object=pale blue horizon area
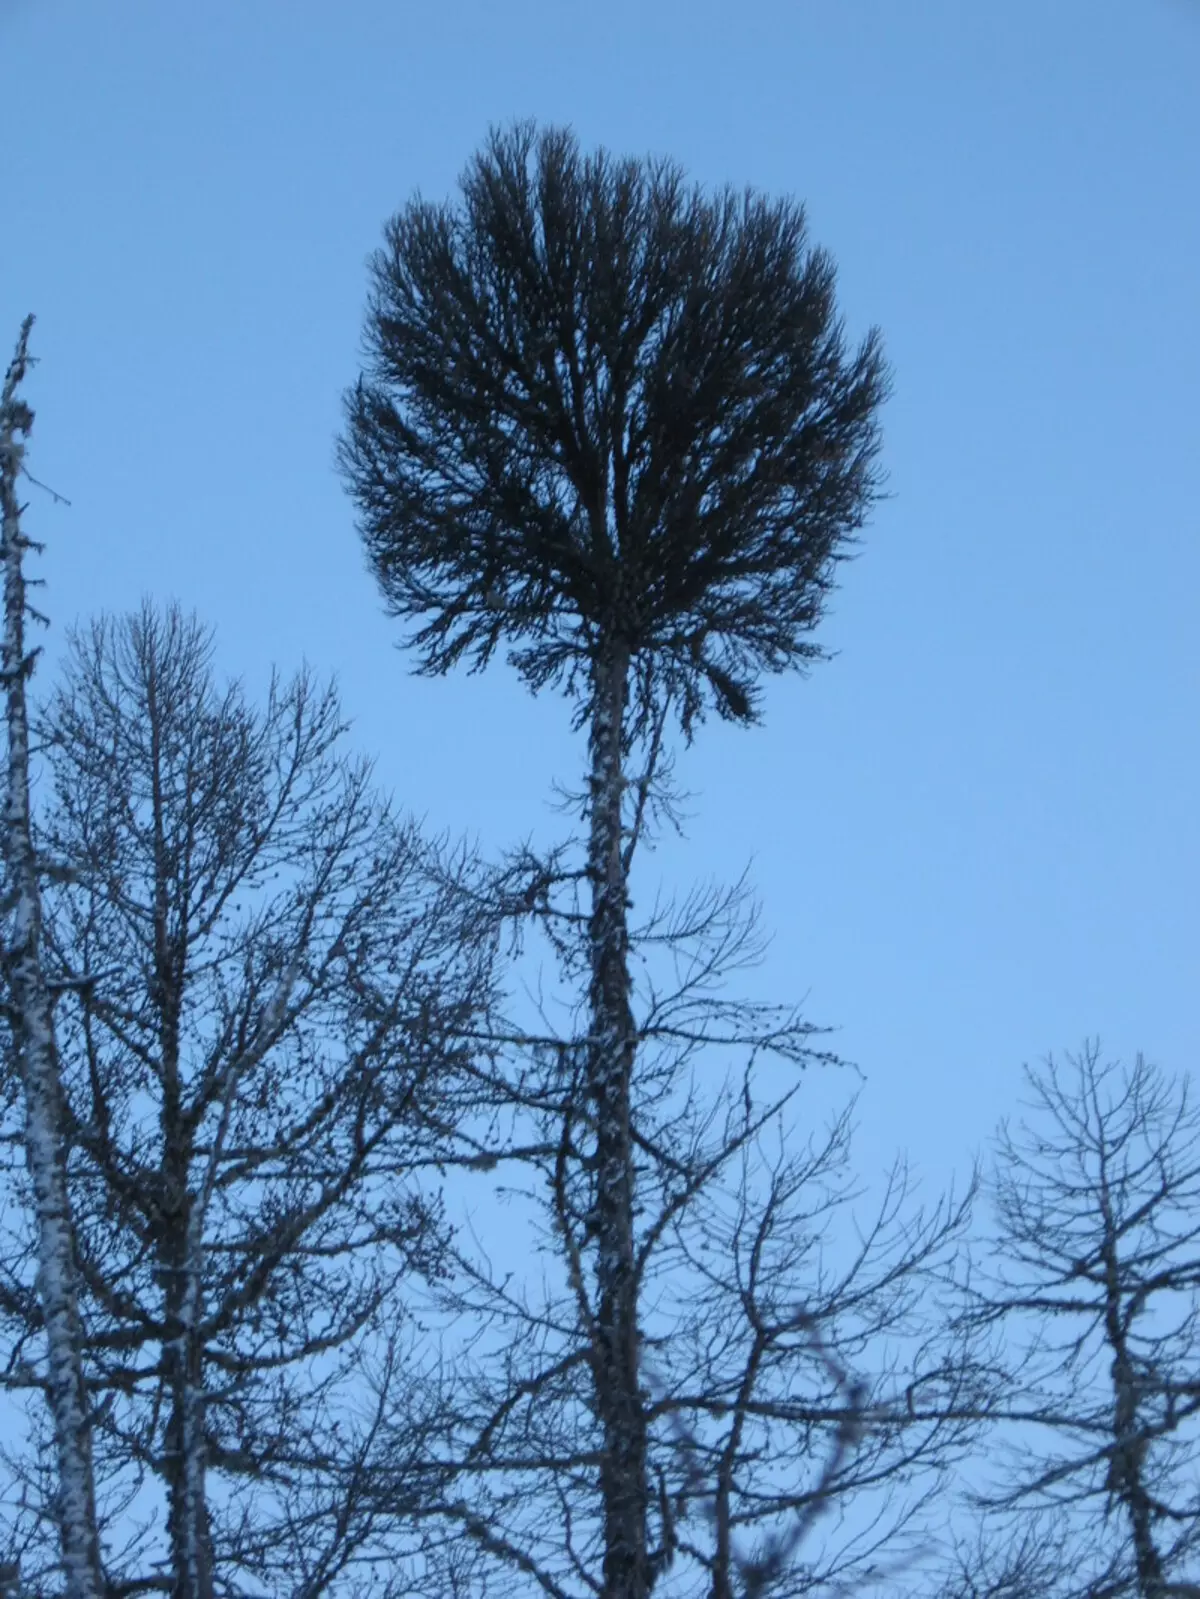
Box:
[4,0,1198,1194]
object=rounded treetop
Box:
[340,121,889,731]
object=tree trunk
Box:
[1,319,106,1599]
[586,635,650,1599]
[158,1140,212,1599]
[163,1206,214,1599]
[144,656,214,1599]
[1100,1196,1164,1599]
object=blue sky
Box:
[4,0,1198,1192]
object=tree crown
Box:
[340,120,889,732]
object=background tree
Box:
[941,1044,1200,1599]
[339,122,982,1599]
[0,603,496,1597]
[0,317,106,1599]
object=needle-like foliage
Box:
[340,120,888,734]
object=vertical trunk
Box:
[586,636,650,1599]
[162,1202,214,1599]
[158,1134,212,1599]
[144,669,213,1599]
[1,320,106,1599]
[1108,1340,1163,1598]
[1100,1208,1163,1598]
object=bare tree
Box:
[0,603,496,1596]
[338,122,981,1599]
[353,814,983,1599]
[0,317,106,1599]
[944,1044,1200,1599]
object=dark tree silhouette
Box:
[340,121,886,734]
[939,1045,1200,1599]
[340,122,893,1599]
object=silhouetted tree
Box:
[338,123,978,1599]
[941,1045,1200,1599]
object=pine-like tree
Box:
[340,123,895,1599]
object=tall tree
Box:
[0,318,106,1599]
[0,604,496,1597]
[941,1044,1200,1599]
[337,123,969,1599]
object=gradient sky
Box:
[4,0,1198,1196]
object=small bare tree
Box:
[944,1044,1200,1599]
[355,821,982,1599]
[0,603,496,1597]
[0,318,106,1599]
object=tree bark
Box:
[163,1204,214,1599]
[586,635,650,1599]
[1,319,106,1599]
[1100,1206,1164,1599]
[143,644,214,1599]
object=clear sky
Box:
[4,0,1198,1193]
